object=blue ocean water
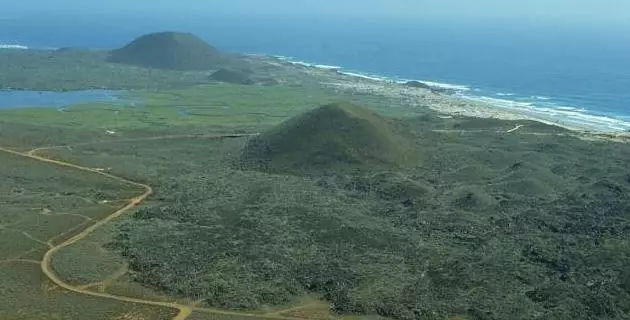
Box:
[1,14,629,129]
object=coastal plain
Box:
[1,32,630,320]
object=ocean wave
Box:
[272,55,291,60]
[555,106,582,111]
[272,54,471,91]
[267,53,628,131]
[412,80,470,91]
[313,64,342,70]
[273,56,342,71]
[461,95,534,108]
[393,78,470,92]
[460,94,630,132]
[338,71,387,82]
[0,44,28,50]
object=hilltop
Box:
[106,32,221,70]
[240,102,418,175]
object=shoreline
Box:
[266,55,630,134]
[2,46,628,136]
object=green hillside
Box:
[209,68,255,85]
[29,111,630,320]
[241,102,419,175]
[107,32,221,70]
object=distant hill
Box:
[106,32,221,70]
[404,80,432,90]
[404,80,454,94]
[241,102,418,175]
[209,68,254,85]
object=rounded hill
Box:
[106,32,221,70]
[209,68,254,85]
[240,102,419,175]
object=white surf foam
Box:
[0,44,28,50]
[460,94,630,132]
[298,62,342,71]
[313,64,342,70]
[272,54,472,92]
[339,71,387,82]
[394,78,471,92]
[272,55,292,60]
[267,53,628,132]
[273,56,341,71]
[555,106,582,111]
[462,95,534,108]
[412,80,470,91]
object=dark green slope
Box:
[209,68,254,85]
[241,102,419,175]
[98,115,630,320]
[107,32,221,70]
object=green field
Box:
[1,262,177,320]
[0,84,361,148]
[0,150,177,319]
[0,48,208,91]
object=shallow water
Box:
[0,89,122,109]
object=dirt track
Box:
[0,136,304,320]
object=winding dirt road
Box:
[0,136,300,320]
[1,145,194,319]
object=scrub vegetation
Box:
[0,150,176,320]
[41,104,630,320]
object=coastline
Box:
[267,55,630,134]
[2,44,628,136]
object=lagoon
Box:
[0,89,122,109]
